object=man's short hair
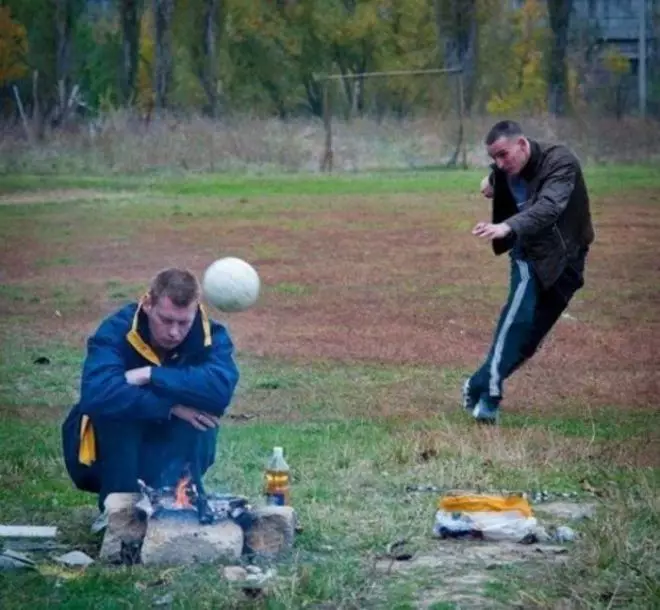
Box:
[485,120,525,146]
[149,268,200,307]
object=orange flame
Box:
[173,475,193,508]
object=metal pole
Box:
[458,72,467,169]
[639,0,647,118]
[321,82,333,172]
[319,67,462,81]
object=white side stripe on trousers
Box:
[489,259,530,397]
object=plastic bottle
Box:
[264,447,290,506]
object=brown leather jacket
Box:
[489,139,595,289]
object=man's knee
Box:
[151,419,218,482]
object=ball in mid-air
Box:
[202,257,260,312]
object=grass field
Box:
[0,168,658,609]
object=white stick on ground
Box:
[0,525,58,539]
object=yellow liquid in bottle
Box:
[265,469,290,506]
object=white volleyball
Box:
[202,257,260,312]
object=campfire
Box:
[100,463,295,567]
[174,475,193,509]
[137,466,251,528]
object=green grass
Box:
[1,411,657,608]
[1,333,658,607]
[2,165,660,199]
[505,409,660,442]
[0,166,658,609]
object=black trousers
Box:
[468,248,588,406]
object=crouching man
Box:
[62,268,239,561]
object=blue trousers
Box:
[469,251,587,407]
[63,412,218,510]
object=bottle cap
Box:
[273,447,284,458]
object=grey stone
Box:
[223,565,248,581]
[99,493,146,563]
[245,568,277,588]
[54,550,95,567]
[244,506,296,558]
[554,526,577,543]
[141,514,243,566]
[223,565,277,593]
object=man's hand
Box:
[472,222,512,241]
[171,405,221,431]
[125,366,152,386]
[480,175,494,199]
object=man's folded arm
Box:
[150,326,239,417]
[80,334,175,421]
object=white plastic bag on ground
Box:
[434,509,538,542]
[433,494,538,542]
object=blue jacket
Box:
[62,301,239,485]
[78,301,239,421]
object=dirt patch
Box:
[0,189,124,205]
[1,190,658,418]
[375,539,570,609]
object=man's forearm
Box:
[150,362,239,416]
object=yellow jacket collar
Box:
[126,297,212,366]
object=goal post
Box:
[316,67,466,173]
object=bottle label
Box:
[266,492,286,506]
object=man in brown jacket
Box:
[464,120,595,423]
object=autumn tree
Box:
[486,0,548,115]
[0,6,28,86]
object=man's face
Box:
[143,295,197,351]
[487,136,529,175]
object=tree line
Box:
[0,0,654,129]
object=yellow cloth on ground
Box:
[78,415,97,466]
[438,494,533,517]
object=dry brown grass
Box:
[1,113,659,174]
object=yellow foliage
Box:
[486,0,548,115]
[0,6,28,85]
[136,8,155,111]
[603,48,630,76]
[567,65,584,110]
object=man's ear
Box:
[142,293,153,313]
